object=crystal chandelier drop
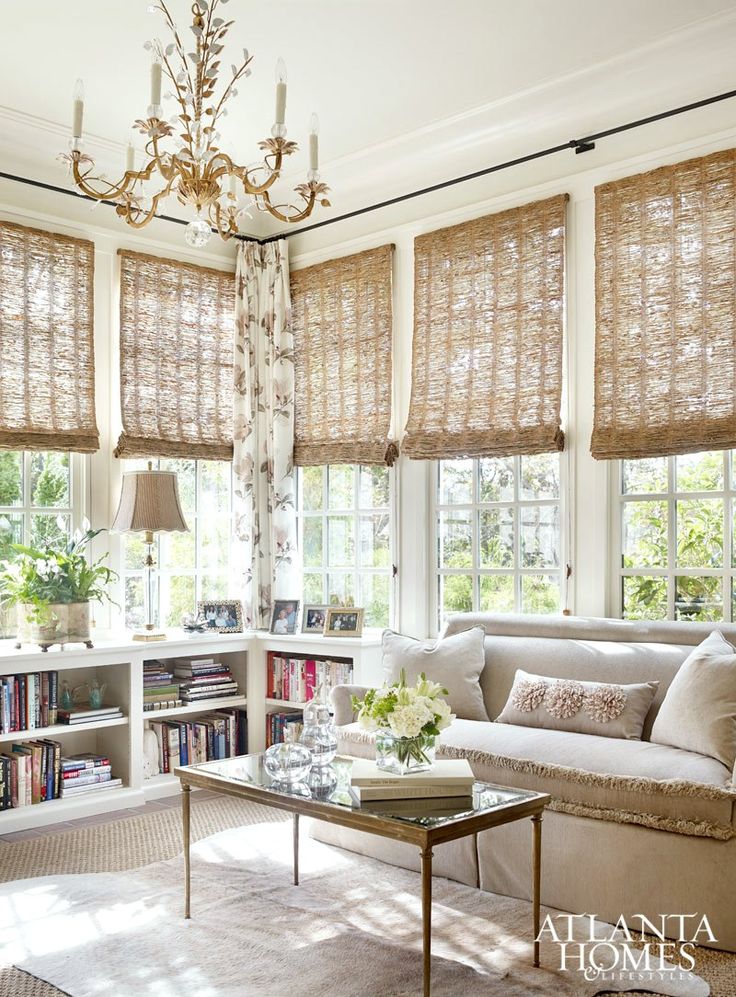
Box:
[60,0,330,246]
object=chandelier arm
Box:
[116,178,175,228]
[208,150,284,197]
[70,156,158,202]
[209,200,237,241]
[257,187,319,225]
[147,133,178,183]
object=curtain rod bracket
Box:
[571,139,596,154]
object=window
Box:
[121,458,232,629]
[298,465,394,628]
[617,451,736,622]
[0,451,79,560]
[435,455,563,627]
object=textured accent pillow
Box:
[496,669,659,740]
[650,631,736,768]
[382,627,489,721]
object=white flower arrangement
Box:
[352,671,455,740]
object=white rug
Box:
[0,822,708,997]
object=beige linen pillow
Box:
[650,630,736,768]
[496,669,659,740]
[382,627,489,721]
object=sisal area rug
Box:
[0,816,711,997]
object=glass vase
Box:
[375,730,437,776]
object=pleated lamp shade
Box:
[111,469,189,534]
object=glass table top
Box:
[183,753,540,829]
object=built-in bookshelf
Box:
[0,629,382,829]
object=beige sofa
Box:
[316,614,736,952]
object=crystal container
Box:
[300,681,338,767]
[264,726,312,783]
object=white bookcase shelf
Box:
[0,629,383,831]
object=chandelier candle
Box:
[72,79,84,139]
[60,0,330,244]
[309,114,319,173]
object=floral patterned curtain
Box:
[232,240,299,629]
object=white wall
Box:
[2,110,736,638]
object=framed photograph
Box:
[301,604,329,634]
[197,600,243,633]
[270,599,300,635]
[324,607,364,637]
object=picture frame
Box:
[324,607,364,637]
[301,604,329,634]
[270,599,300,635]
[197,599,243,634]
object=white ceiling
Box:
[2,0,736,240]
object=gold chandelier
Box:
[61,0,330,246]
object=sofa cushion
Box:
[381,627,489,721]
[495,668,658,740]
[651,630,736,769]
[336,719,736,840]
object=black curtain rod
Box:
[2,86,736,246]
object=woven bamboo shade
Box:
[291,244,396,466]
[592,148,736,460]
[0,221,98,452]
[115,250,235,461]
[403,194,567,460]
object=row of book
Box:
[0,746,121,809]
[266,655,353,703]
[143,657,240,711]
[266,709,303,747]
[143,658,181,712]
[174,657,239,703]
[0,671,59,733]
[148,706,247,773]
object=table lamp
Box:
[111,462,189,641]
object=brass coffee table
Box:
[175,754,550,996]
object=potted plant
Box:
[0,527,118,651]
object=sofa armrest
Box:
[331,684,371,726]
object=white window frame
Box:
[612,452,734,621]
[431,454,569,629]
[119,458,233,629]
[297,465,397,629]
[0,451,87,547]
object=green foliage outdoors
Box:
[622,451,727,622]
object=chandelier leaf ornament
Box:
[59,0,330,247]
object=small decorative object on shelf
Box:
[197,600,243,633]
[264,724,312,784]
[324,607,364,638]
[270,599,300,635]
[352,671,455,776]
[300,680,337,767]
[182,611,208,635]
[0,527,117,651]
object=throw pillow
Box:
[382,627,489,722]
[496,669,659,740]
[650,630,736,768]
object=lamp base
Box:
[132,629,167,642]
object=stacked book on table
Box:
[143,659,182,712]
[349,758,475,817]
[173,657,239,704]
[60,753,122,797]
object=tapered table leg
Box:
[532,813,542,967]
[182,783,191,919]
[421,845,433,997]
[293,813,299,886]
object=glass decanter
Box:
[300,679,338,767]
[264,724,312,784]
